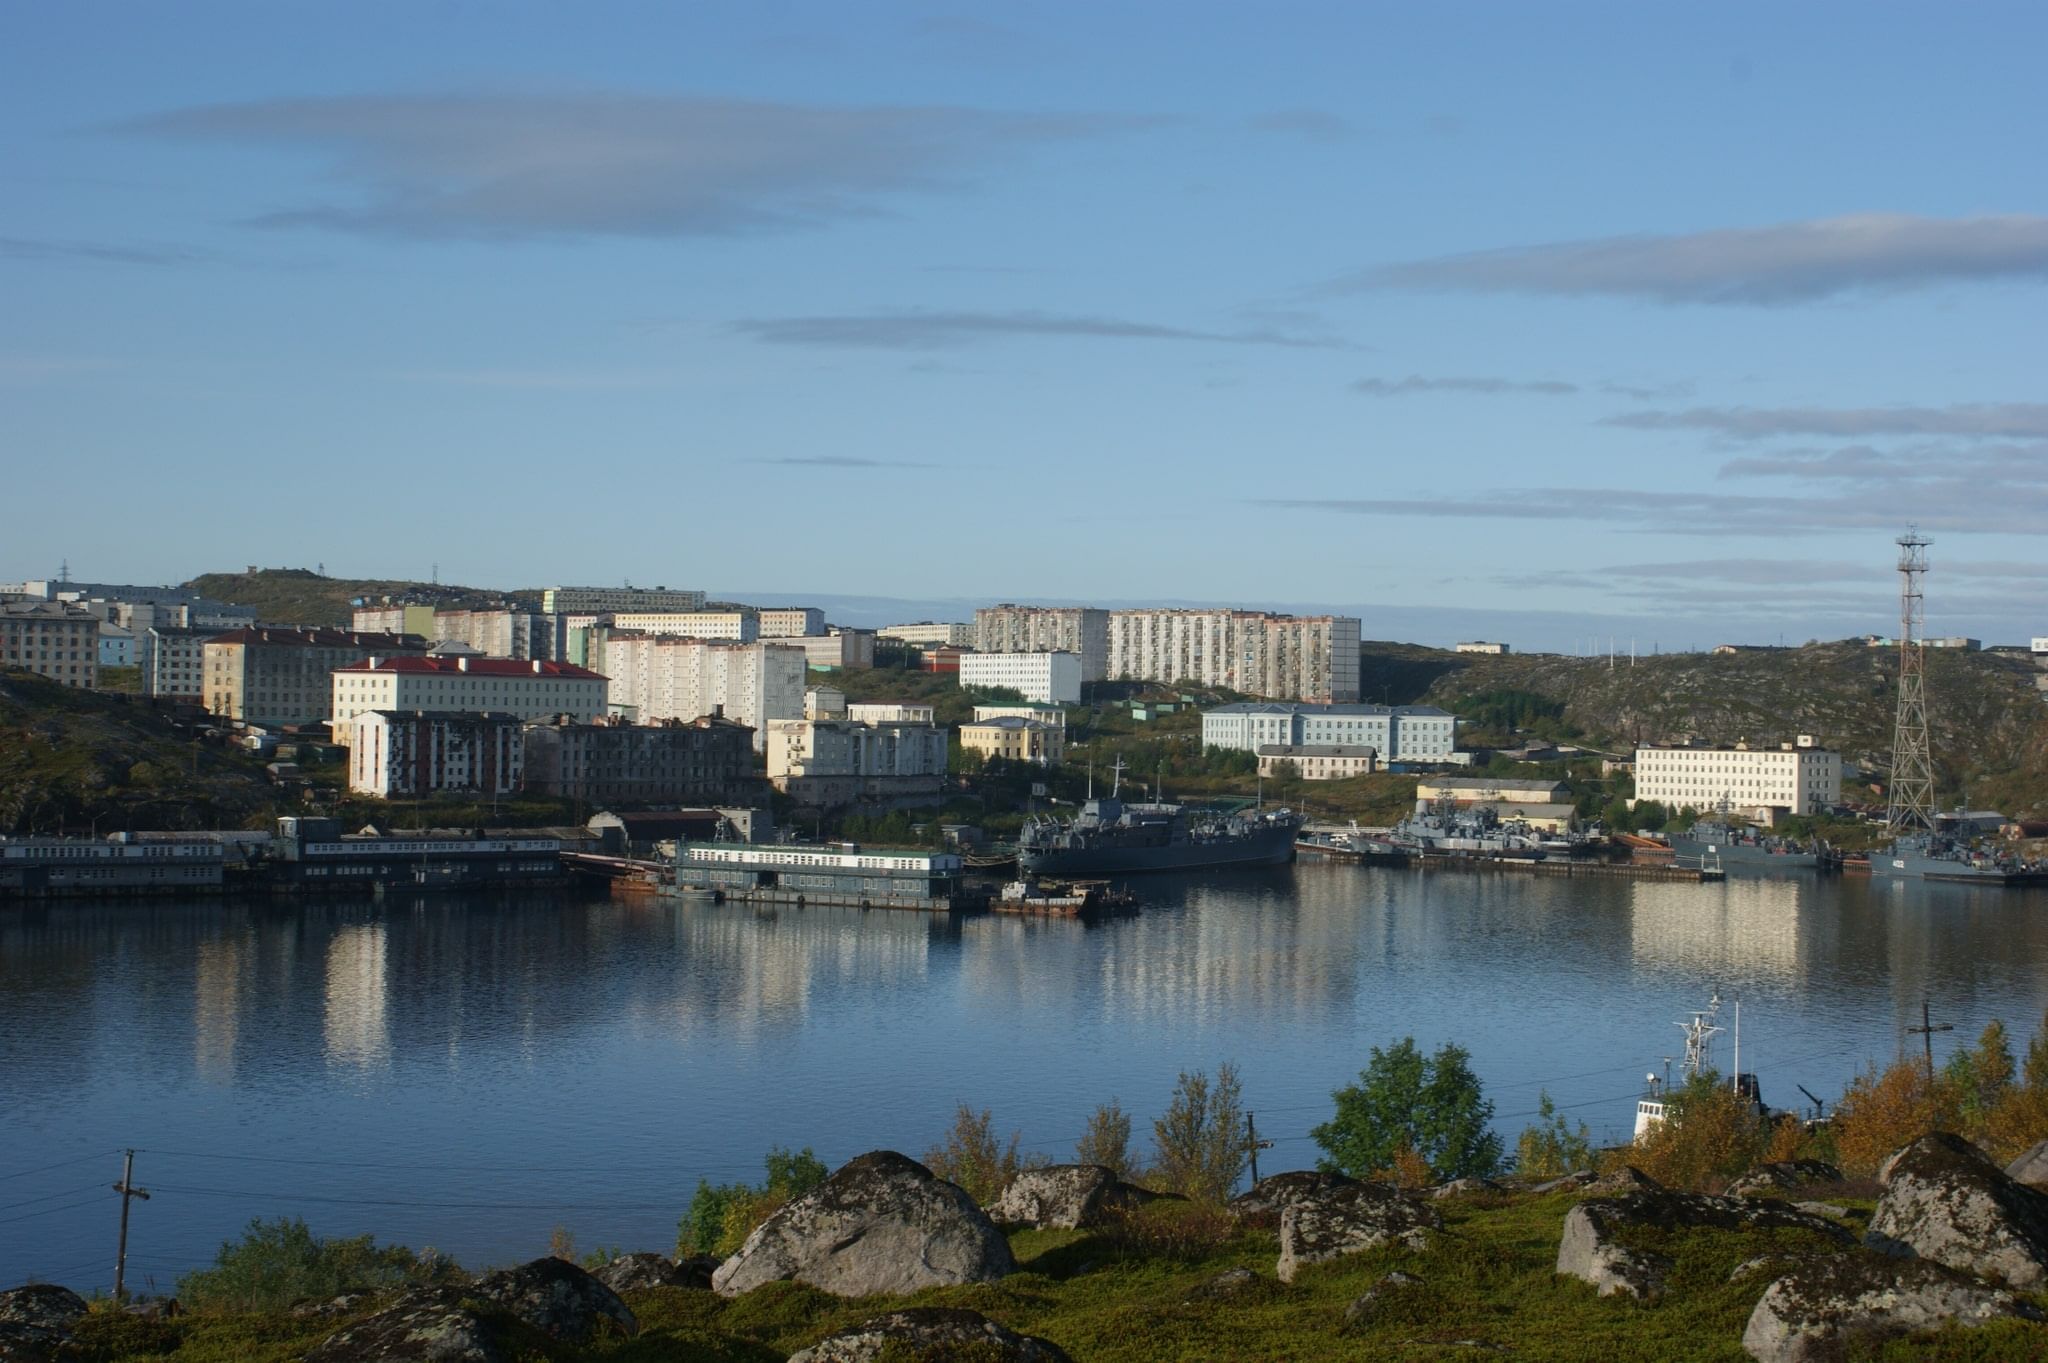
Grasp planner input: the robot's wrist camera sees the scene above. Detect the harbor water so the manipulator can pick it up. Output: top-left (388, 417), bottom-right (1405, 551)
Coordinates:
top-left (4, 861), bottom-right (2046, 1293)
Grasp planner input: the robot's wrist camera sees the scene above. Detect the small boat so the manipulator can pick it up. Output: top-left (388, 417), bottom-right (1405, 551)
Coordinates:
top-left (992, 878), bottom-right (1139, 917)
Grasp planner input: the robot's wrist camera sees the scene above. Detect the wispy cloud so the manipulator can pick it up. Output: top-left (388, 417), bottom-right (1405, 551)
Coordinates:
top-left (400, 368), bottom-right (673, 391)
top-left (119, 92), bottom-right (1147, 240)
top-left (1352, 374), bottom-right (1576, 396)
top-left (1329, 213), bottom-right (2048, 304)
top-left (1248, 109), bottom-right (1355, 142)
top-left (747, 455), bottom-right (934, 468)
top-left (730, 309), bottom-right (1349, 350)
top-left (1, 235), bottom-right (210, 266)
top-left (1611, 402), bottom-right (2048, 440)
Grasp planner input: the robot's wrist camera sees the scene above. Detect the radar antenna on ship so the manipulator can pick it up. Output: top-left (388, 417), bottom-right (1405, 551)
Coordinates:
top-left (1678, 993), bottom-right (1725, 1077)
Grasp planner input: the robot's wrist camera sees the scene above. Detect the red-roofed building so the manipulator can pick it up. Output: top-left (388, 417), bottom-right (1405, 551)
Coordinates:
top-left (332, 654), bottom-right (609, 730)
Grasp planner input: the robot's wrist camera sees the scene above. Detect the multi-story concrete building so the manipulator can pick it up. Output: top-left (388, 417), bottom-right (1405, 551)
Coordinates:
top-left (1203, 702), bottom-right (1457, 764)
top-left (959, 651), bottom-right (1083, 705)
top-left (354, 606), bottom-right (550, 660)
top-left (1107, 609), bottom-right (1361, 703)
top-left (848, 702), bottom-right (936, 725)
top-left (204, 627), bottom-right (430, 726)
top-left (0, 601), bottom-right (100, 689)
top-left (145, 626), bottom-right (214, 703)
top-left (1256, 744), bottom-right (1378, 780)
top-left (757, 607), bottom-right (825, 638)
top-left (1455, 641), bottom-right (1510, 655)
top-left (1632, 742), bottom-right (1841, 819)
top-left (972, 701), bottom-right (1067, 730)
top-left (331, 655), bottom-right (608, 729)
top-left (791, 630), bottom-right (875, 671)
top-left (880, 622), bottom-right (976, 648)
top-left (522, 714), bottom-right (758, 805)
top-left (351, 604), bottom-right (440, 637)
top-left (975, 606), bottom-right (1109, 682)
top-left (960, 716), bottom-right (1064, 767)
top-left (108, 598), bottom-right (256, 680)
top-left (97, 623), bottom-right (135, 668)
top-left (609, 610), bottom-right (759, 642)
top-left (602, 636), bottom-right (806, 751)
top-left (766, 717), bottom-right (948, 805)
top-left (341, 710), bottom-right (525, 798)
top-left (541, 585), bottom-right (704, 615)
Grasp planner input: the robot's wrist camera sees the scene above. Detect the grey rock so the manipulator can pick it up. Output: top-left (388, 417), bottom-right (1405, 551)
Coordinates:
top-left (1790, 1202), bottom-right (1849, 1220)
top-left (1742, 1254), bottom-right (2044, 1363)
top-left (0, 1285), bottom-right (87, 1363)
top-left (712, 1150), bottom-right (1015, 1298)
top-left (988, 1164), bottom-right (1144, 1230)
top-left (1530, 1170), bottom-right (1599, 1194)
top-left (590, 1252), bottom-right (714, 1294)
top-left (1584, 1165), bottom-right (1663, 1194)
top-left (786, 1307), bottom-right (1073, 1363)
top-left (1431, 1177), bottom-right (1505, 1200)
top-left (1728, 1160), bottom-right (1846, 1198)
top-left (303, 1288), bottom-right (509, 1363)
top-left (470, 1257), bottom-right (635, 1343)
top-left (1228, 1169), bottom-right (1360, 1220)
top-left (1865, 1132), bottom-right (2048, 1290)
top-left (1343, 1270), bottom-right (1424, 1323)
top-left (1276, 1182), bottom-right (1441, 1284)
top-left (1557, 1192), bottom-right (1852, 1303)
top-left (2008, 1137), bottom-right (2048, 1187)
top-left (1183, 1266), bottom-right (1260, 1301)
top-left (291, 1292), bottom-right (378, 1321)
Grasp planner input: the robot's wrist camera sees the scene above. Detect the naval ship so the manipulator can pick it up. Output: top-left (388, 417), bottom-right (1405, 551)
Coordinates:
top-left (1017, 760), bottom-right (1301, 877)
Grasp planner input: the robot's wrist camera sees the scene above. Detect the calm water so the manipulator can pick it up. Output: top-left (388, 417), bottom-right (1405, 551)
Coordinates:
top-left (4, 864), bottom-right (2045, 1294)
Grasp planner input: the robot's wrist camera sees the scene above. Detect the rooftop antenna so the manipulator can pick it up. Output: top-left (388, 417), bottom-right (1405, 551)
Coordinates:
top-left (1678, 992), bottom-right (1725, 1077)
top-left (59, 558), bottom-right (71, 584)
top-left (1887, 529), bottom-right (1936, 837)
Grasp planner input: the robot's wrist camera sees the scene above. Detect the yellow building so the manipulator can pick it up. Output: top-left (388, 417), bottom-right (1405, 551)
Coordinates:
top-left (960, 716), bottom-right (1064, 767)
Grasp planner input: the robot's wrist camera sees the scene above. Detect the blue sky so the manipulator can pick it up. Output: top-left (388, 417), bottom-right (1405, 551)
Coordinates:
top-left (5, 3), bottom-right (2045, 648)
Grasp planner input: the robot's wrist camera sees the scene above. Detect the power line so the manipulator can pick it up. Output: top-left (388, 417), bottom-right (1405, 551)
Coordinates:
top-left (0, 1182), bottom-right (111, 1215)
top-left (0, 1151), bottom-right (117, 1186)
top-left (145, 1183), bottom-right (674, 1213)
top-left (0, 1195), bottom-right (112, 1229)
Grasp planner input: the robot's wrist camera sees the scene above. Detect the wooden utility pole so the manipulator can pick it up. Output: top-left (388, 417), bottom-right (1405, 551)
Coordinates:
top-left (1245, 1112), bottom-right (1273, 1189)
top-left (112, 1149), bottom-right (149, 1300)
top-left (1906, 997), bottom-right (1952, 1080)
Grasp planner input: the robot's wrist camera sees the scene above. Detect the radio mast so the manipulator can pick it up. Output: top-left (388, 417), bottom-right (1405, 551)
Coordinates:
top-left (1886, 530), bottom-right (1935, 836)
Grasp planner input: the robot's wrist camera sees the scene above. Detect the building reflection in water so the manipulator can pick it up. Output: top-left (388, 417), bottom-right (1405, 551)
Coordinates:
top-left (192, 937), bottom-right (248, 1082)
top-left (324, 921), bottom-right (391, 1071)
top-left (1629, 876), bottom-right (1807, 991)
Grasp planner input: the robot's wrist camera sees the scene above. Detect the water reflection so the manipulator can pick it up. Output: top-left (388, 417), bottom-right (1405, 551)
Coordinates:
top-left (324, 923), bottom-right (389, 1072)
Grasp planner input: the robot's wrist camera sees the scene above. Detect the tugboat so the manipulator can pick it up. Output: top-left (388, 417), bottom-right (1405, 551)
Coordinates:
top-left (1017, 759), bottom-right (1300, 878)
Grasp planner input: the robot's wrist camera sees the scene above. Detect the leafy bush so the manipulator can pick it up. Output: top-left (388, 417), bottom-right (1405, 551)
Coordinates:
top-left (1313, 1038), bottom-right (1502, 1181)
top-left (177, 1217), bottom-right (456, 1314)
top-left (1620, 1071), bottom-right (1770, 1189)
top-left (1076, 1100), bottom-right (1137, 1180)
top-left (1152, 1064), bottom-right (1248, 1202)
top-left (1097, 1198), bottom-right (1240, 1262)
top-left (1513, 1091), bottom-right (1595, 1180)
top-left (680, 1146), bottom-right (830, 1258)
top-left (924, 1105), bottom-right (1028, 1204)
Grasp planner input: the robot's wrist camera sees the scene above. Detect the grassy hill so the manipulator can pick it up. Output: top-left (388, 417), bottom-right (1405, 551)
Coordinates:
top-left (183, 567), bottom-right (523, 626)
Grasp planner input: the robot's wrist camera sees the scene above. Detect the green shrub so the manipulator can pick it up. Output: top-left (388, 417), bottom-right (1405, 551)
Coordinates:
top-left (680, 1146), bottom-right (830, 1258)
top-left (176, 1216), bottom-right (456, 1314)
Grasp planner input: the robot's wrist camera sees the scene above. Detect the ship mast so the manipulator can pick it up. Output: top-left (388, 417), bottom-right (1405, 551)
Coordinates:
top-left (1677, 993), bottom-right (1725, 1078)
top-left (1887, 530), bottom-right (1936, 837)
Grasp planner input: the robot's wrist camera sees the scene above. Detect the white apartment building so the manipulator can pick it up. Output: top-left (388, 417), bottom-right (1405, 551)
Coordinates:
top-left (959, 651), bottom-right (1083, 705)
top-left (341, 710), bottom-right (524, 798)
top-left (758, 607), bottom-right (825, 638)
top-left (602, 636), bottom-right (806, 751)
top-left (1455, 641), bottom-right (1510, 655)
top-left (848, 702), bottom-right (936, 725)
top-left (1106, 609), bottom-right (1361, 703)
top-left (766, 719), bottom-right (948, 781)
top-left (975, 606), bottom-right (1110, 682)
top-left (973, 702), bottom-right (1068, 730)
top-left (609, 610), bottom-right (760, 642)
top-left (960, 716), bottom-right (1064, 767)
top-left (542, 586), bottom-right (704, 614)
top-left (146, 626), bottom-right (213, 703)
top-left (0, 601), bottom-right (99, 689)
top-left (791, 631), bottom-right (875, 670)
top-left (1256, 744), bottom-right (1379, 780)
top-left (1633, 742), bottom-right (1841, 818)
top-left (330, 656), bottom-right (608, 730)
top-left (880, 622), bottom-right (976, 648)
top-left (1203, 702), bottom-right (1457, 764)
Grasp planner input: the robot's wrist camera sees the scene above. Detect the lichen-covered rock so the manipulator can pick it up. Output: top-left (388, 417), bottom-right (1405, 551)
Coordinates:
top-left (1742, 1254), bottom-right (2044, 1363)
top-left (1791, 1202), bottom-right (1849, 1220)
top-left (988, 1164), bottom-right (1142, 1230)
top-left (1276, 1182), bottom-right (1441, 1283)
top-left (590, 1252), bottom-right (714, 1294)
top-left (1557, 1192), bottom-right (1852, 1303)
top-left (0, 1284), bottom-right (89, 1363)
top-left (1584, 1165), bottom-right (1664, 1194)
top-left (786, 1307), bottom-right (1073, 1363)
top-left (1865, 1132), bottom-right (2048, 1290)
top-left (1530, 1170), bottom-right (1599, 1194)
top-left (1228, 1169), bottom-right (1359, 1220)
top-left (712, 1151), bottom-right (1014, 1298)
top-left (1431, 1177), bottom-right (1504, 1200)
top-left (2008, 1138), bottom-right (2048, 1187)
top-left (470, 1257), bottom-right (635, 1343)
top-left (303, 1288), bottom-right (508, 1363)
top-left (1343, 1270), bottom-right (1423, 1323)
top-left (1183, 1266), bottom-right (1260, 1302)
top-left (1729, 1160), bottom-right (1846, 1198)
top-left (290, 1292), bottom-right (377, 1321)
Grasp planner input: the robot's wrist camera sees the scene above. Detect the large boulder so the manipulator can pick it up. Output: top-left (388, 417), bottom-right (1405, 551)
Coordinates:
top-left (1743, 1255), bottom-right (2044, 1363)
top-left (0, 1285), bottom-right (88, 1363)
top-left (590, 1252), bottom-right (715, 1294)
top-left (787, 1307), bottom-right (1072, 1363)
top-left (304, 1288), bottom-right (508, 1363)
top-left (1728, 1160), bottom-right (1845, 1198)
top-left (1229, 1169), bottom-right (1360, 1220)
top-left (1584, 1165), bottom-right (1664, 1195)
top-left (470, 1257), bottom-right (635, 1343)
top-left (1558, 1192), bottom-right (1853, 1303)
top-left (2008, 1138), bottom-right (2048, 1187)
top-left (988, 1164), bottom-right (1143, 1230)
top-left (1275, 1181), bottom-right (1441, 1284)
top-left (712, 1150), bottom-right (1015, 1298)
top-left (1865, 1132), bottom-right (2048, 1290)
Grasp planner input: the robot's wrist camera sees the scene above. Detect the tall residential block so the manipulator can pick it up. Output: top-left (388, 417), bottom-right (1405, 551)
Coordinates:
top-left (974, 606), bottom-right (1110, 682)
top-left (541, 586), bottom-right (705, 615)
top-left (0, 601), bottom-right (100, 689)
top-left (602, 635), bottom-right (806, 751)
top-left (1107, 609), bottom-right (1361, 703)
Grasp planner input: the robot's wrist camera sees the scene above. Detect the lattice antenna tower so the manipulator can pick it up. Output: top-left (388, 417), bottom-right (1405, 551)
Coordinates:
top-left (1886, 529), bottom-right (1936, 836)
top-left (1678, 992), bottom-right (1725, 1077)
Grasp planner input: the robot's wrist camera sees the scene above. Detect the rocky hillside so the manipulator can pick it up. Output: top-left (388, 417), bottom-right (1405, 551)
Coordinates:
top-left (184, 567), bottom-right (522, 626)
top-left (1368, 641), bottom-right (2048, 813)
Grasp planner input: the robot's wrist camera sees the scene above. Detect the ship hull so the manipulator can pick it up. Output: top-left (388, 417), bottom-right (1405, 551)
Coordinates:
top-left (1019, 824), bottom-right (1297, 877)
top-left (1667, 836), bottom-right (1820, 872)
top-left (1866, 849), bottom-right (2042, 885)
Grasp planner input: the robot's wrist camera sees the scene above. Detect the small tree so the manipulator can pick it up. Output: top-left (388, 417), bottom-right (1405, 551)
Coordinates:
top-left (1152, 1064), bottom-right (1248, 1202)
top-left (1826, 1058), bottom-right (1959, 1177)
top-left (1945, 1020), bottom-right (2015, 1129)
top-left (1313, 1038), bottom-right (1502, 1181)
top-left (1624, 1071), bottom-right (1769, 1190)
top-left (1513, 1091), bottom-right (1594, 1180)
top-left (679, 1145), bottom-right (831, 1258)
top-left (924, 1105), bottom-right (1025, 1203)
top-left (1077, 1100), bottom-right (1136, 1180)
